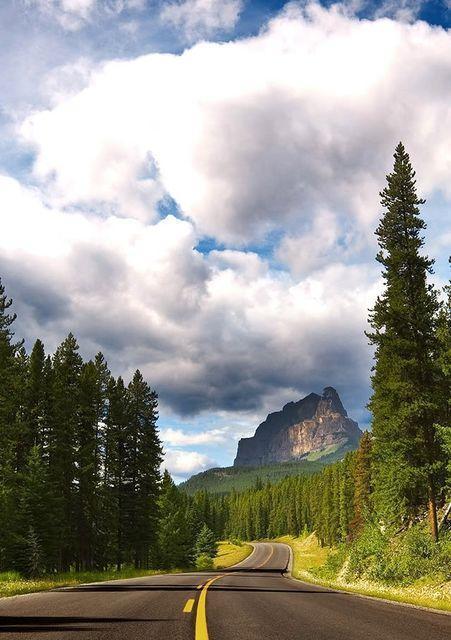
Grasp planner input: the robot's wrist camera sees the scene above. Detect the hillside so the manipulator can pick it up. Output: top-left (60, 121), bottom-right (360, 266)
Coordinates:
top-left (179, 445), bottom-right (354, 494)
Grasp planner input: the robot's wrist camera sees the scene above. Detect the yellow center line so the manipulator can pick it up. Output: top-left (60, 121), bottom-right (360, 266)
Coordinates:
top-left (196, 582), bottom-right (204, 590)
top-left (255, 544), bottom-right (274, 569)
top-left (183, 598), bottom-right (195, 613)
top-left (195, 574), bottom-right (225, 640)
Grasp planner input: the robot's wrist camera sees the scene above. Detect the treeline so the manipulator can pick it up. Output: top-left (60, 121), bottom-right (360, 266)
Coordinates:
top-left (0, 300), bottom-right (163, 574)
top-left (196, 434), bottom-right (369, 546)
top-left (194, 144), bottom-right (451, 546)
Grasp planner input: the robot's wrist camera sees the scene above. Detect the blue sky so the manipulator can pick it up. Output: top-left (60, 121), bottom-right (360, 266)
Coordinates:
top-left (1, 0), bottom-right (450, 481)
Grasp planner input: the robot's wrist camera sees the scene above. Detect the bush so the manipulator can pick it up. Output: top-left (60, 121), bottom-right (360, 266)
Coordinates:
top-left (195, 554), bottom-right (214, 571)
top-left (316, 544), bottom-right (347, 580)
top-left (346, 524), bottom-right (388, 580)
top-left (346, 523), bottom-right (451, 586)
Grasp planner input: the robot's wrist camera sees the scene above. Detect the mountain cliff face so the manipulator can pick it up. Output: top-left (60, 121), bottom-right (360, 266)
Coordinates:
top-left (234, 387), bottom-right (361, 467)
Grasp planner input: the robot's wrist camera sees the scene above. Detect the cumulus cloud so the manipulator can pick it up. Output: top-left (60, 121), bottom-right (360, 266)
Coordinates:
top-left (0, 173), bottom-right (377, 421)
top-left (163, 449), bottom-right (216, 476)
top-left (160, 427), bottom-right (227, 445)
top-left (21, 2), bottom-right (451, 244)
top-left (160, 0), bottom-right (243, 42)
top-left (3, 2), bottom-right (451, 454)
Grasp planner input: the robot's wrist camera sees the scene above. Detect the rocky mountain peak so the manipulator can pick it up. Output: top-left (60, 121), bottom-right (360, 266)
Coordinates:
top-left (315, 386), bottom-right (347, 417)
top-left (234, 387), bottom-right (361, 467)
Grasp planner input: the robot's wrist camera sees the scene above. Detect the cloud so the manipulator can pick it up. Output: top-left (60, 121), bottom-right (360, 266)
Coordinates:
top-left (160, 427), bottom-right (227, 445)
top-left (160, 0), bottom-right (243, 43)
top-left (2, 2), bottom-right (451, 458)
top-left (372, 0), bottom-right (424, 22)
top-left (0, 173), bottom-right (377, 422)
top-left (26, 0), bottom-right (145, 31)
top-left (21, 2), bottom-right (451, 244)
top-left (163, 449), bottom-right (216, 476)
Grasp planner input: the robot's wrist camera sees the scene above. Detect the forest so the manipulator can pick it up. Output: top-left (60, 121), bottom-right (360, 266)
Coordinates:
top-left (0, 143), bottom-right (449, 581)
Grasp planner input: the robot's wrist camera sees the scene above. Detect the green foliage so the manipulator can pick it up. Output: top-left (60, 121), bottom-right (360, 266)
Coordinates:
top-left (367, 143), bottom-right (446, 537)
top-left (195, 524), bottom-right (217, 557)
top-left (0, 278), bottom-right (164, 576)
top-left (344, 524), bottom-right (451, 586)
top-left (195, 554), bottom-right (214, 570)
top-left (180, 459), bottom-right (338, 495)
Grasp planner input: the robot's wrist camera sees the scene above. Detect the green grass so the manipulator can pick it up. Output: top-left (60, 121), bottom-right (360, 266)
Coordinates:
top-left (276, 534), bottom-right (451, 612)
top-left (214, 540), bottom-right (253, 569)
top-left (0, 567), bottom-right (185, 599)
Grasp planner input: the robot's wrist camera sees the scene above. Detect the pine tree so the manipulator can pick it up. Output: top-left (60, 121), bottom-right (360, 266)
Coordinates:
top-left (350, 431), bottom-right (373, 537)
top-left (76, 357), bottom-right (109, 570)
top-left (104, 376), bottom-right (130, 571)
top-left (0, 279), bottom-right (22, 569)
top-left (157, 471), bottom-right (195, 568)
top-left (367, 143), bottom-right (444, 540)
top-left (127, 371), bottom-right (162, 568)
top-left (50, 333), bottom-right (83, 569)
top-left (195, 524), bottom-right (217, 557)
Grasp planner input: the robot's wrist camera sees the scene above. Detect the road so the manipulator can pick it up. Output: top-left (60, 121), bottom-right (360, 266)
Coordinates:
top-left (0, 542), bottom-right (449, 639)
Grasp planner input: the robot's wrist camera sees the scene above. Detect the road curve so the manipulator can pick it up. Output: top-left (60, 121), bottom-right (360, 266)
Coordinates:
top-left (0, 542), bottom-right (449, 639)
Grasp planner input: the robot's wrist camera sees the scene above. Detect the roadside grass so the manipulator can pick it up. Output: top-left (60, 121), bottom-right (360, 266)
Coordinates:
top-left (214, 540), bottom-right (253, 569)
top-left (0, 567), bottom-right (185, 599)
top-left (276, 534), bottom-right (451, 613)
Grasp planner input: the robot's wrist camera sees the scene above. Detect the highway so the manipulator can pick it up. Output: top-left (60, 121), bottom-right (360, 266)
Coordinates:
top-left (0, 542), bottom-right (449, 639)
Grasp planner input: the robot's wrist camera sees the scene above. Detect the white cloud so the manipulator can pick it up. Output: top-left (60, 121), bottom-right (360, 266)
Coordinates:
top-left (163, 449), bottom-right (216, 475)
top-left (160, 427), bottom-right (227, 445)
top-left (21, 2), bottom-right (451, 244)
top-left (160, 0), bottom-right (243, 43)
top-left (2, 2), bottom-right (451, 461)
top-left (373, 0), bottom-right (424, 23)
top-left (0, 173), bottom-right (378, 421)
top-left (26, 0), bottom-right (145, 30)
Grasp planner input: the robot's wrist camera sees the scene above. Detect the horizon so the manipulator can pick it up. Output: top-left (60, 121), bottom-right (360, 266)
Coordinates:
top-left (1, 0), bottom-right (451, 482)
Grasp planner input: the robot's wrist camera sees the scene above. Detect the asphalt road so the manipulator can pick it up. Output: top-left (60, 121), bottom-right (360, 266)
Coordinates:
top-left (0, 542), bottom-right (449, 639)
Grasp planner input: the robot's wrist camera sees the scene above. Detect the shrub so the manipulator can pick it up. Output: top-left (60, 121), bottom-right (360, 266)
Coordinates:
top-left (195, 554), bottom-right (214, 571)
top-left (316, 544), bottom-right (347, 580)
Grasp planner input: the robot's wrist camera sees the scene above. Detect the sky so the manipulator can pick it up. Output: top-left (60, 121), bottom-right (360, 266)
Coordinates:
top-left (1, 0), bottom-right (450, 482)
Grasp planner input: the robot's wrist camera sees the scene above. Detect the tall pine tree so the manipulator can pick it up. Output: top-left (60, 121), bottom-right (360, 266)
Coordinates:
top-left (367, 143), bottom-right (444, 540)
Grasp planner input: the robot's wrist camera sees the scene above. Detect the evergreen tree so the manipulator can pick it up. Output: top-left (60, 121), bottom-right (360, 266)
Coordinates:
top-left (367, 143), bottom-right (444, 540)
top-left (104, 376), bottom-right (130, 571)
top-left (157, 471), bottom-right (195, 568)
top-left (50, 333), bottom-right (83, 569)
top-left (350, 431), bottom-right (373, 537)
top-left (127, 370), bottom-right (162, 568)
top-left (195, 524), bottom-right (217, 557)
top-left (0, 279), bottom-right (22, 569)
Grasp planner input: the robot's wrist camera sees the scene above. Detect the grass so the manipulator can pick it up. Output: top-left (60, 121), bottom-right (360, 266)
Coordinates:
top-left (0, 541), bottom-right (252, 598)
top-left (276, 534), bottom-right (451, 613)
top-left (214, 540), bottom-right (253, 569)
top-left (0, 567), bottom-right (185, 599)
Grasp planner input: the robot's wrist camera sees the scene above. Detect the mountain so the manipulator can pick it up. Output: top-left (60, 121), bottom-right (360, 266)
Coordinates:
top-left (180, 387), bottom-right (362, 494)
top-left (234, 387), bottom-right (362, 467)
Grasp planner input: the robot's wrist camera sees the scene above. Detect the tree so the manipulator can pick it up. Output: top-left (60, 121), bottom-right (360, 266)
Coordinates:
top-left (49, 333), bottom-right (83, 569)
top-left (367, 143), bottom-right (444, 540)
top-left (127, 370), bottom-right (162, 568)
top-left (350, 431), bottom-right (373, 537)
top-left (0, 279), bottom-right (22, 569)
top-left (195, 524), bottom-right (217, 558)
top-left (157, 471), bottom-right (195, 568)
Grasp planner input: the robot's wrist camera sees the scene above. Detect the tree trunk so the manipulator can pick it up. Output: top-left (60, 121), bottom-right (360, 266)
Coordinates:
top-left (427, 478), bottom-right (439, 542)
